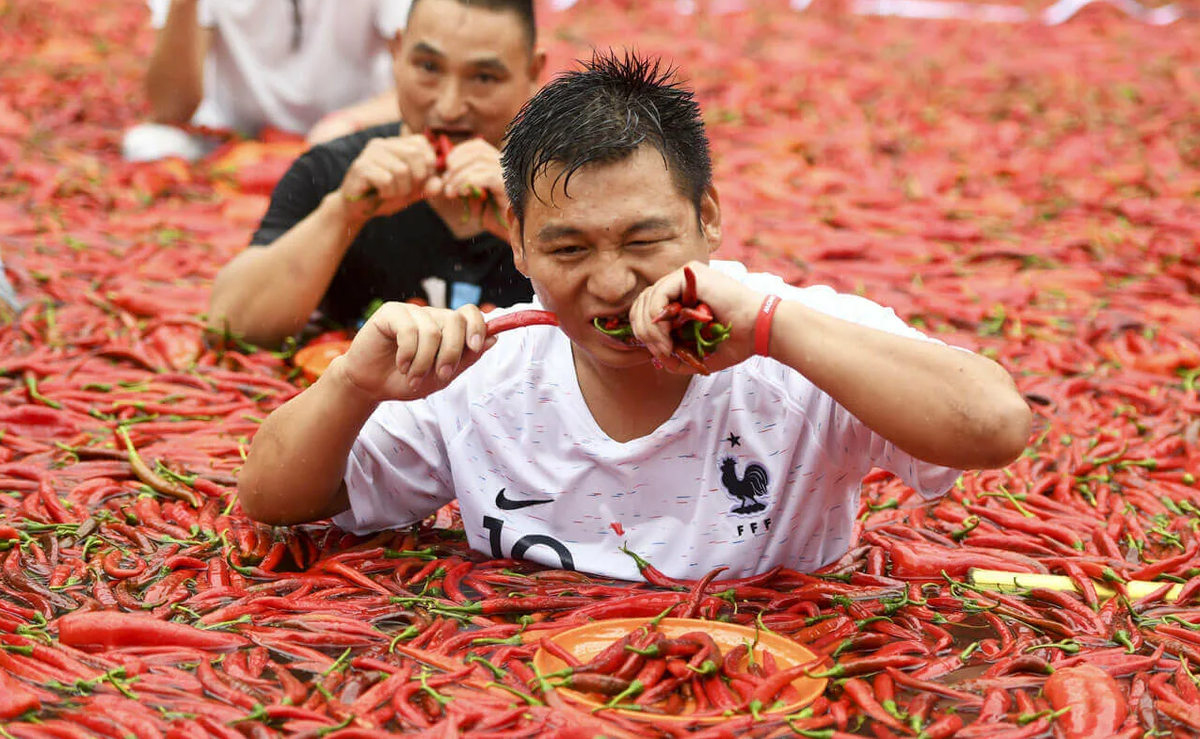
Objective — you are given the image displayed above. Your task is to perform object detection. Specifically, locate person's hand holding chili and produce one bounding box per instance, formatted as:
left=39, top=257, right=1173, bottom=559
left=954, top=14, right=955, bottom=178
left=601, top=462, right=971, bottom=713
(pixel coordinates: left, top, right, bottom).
left=628, top=261, right=765, bottom=375
left=425, top=138, right=510, bottom=238
left=328, top=302, right=495, bottom=404
left=338, top=134, right=439, bottom=223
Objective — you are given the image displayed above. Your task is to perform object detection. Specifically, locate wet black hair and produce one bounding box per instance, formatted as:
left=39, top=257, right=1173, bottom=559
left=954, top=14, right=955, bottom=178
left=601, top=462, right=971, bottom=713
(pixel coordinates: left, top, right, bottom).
left=501, top=50, right=712, bottom=225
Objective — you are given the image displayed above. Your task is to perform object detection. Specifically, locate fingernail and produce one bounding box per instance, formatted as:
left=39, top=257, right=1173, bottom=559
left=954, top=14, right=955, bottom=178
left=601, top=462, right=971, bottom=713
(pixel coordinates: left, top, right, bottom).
left=438, top=365, right=452, bottom=380
left=399, top=362, right=411, bottom=374
left=468, top=334, right=483, bottom=351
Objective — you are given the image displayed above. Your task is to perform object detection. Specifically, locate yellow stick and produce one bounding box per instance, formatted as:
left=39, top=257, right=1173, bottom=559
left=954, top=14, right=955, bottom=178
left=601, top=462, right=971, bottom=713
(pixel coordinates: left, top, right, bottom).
left=969, top=569, right=1183, bottom=602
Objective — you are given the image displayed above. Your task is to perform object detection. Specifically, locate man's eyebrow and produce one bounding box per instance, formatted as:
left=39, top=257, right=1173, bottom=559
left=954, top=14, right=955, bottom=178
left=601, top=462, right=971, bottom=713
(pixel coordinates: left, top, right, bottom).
left=470, top=57, right=511, bottom=74
left=622, top=218, right=674, bottom=238
left=411, top=41, right=444, bottom=57
left=536, top=218, right=674, bottom=243
left=536, top=224, right=583, bottom=242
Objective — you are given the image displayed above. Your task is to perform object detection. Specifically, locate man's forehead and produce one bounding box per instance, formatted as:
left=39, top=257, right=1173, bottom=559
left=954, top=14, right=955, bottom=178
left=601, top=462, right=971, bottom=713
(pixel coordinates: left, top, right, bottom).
left=528, top=150, right=673, bottom=201
left=407, top=0, right=530, bottom=50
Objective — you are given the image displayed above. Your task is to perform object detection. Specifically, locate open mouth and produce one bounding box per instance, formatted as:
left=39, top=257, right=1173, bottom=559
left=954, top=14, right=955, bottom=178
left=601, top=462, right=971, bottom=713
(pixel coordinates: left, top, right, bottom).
left=427, top=127, right=475, bottom=146
left=592, top=315, right=644, bottom=349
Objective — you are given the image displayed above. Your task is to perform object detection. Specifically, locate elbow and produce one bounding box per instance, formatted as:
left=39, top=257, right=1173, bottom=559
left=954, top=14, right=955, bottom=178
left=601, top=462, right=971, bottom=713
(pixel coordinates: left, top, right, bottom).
left=970, top=394, right=1034, bottom=469
left=145, top=78, right=202, bottom=126
left=236, top=463, right=273, bottom=525
left=208, top=275, right=288, bottom=348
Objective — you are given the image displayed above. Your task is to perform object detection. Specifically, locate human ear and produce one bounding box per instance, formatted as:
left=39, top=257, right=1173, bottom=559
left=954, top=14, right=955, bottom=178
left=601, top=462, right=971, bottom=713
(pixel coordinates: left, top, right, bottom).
left=528, top=48, right=547, bottom=83
left=506, top=204, right=529, bottom=277
left=699, top=186, right=722, bottom=253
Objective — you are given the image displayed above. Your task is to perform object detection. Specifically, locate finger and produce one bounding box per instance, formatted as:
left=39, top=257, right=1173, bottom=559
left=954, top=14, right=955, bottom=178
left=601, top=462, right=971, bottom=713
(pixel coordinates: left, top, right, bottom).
left=443, top=164, right=489, bottom=200
left=433, top=311, right=468, bottom=381
left=381, top=134, right=438, bottom=166
left=393, top=144, right=432, bottom=184
left=362, top=165, right=400, bottom=202
left=630, top=282, right=676, bottom=360
left=405, top=309, right=443, bottom=380
left=380, top=304, right=419, bottom=371
left=443, top=138, right=495, bottom=171
left=424, top=175, right=446, bottom=200
left=459, top=304, right=488, bottom=353
left=341, top=172, right=376, bottom=202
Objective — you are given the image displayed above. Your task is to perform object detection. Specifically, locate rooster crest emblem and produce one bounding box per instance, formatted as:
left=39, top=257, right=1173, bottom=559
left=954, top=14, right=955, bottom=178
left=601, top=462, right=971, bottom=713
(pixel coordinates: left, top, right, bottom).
left=720, top=457, right=769, bottom=515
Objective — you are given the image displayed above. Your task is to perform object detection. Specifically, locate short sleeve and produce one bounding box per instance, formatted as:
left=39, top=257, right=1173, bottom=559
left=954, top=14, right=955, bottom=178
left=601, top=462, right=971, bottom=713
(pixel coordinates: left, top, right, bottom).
left=375, top=0, right=411, bottom=37
left=248, top=151, right=333, bottom=247
left=331, top=399, right=455, bottom=535
left=147, top=0, right=214, bottom=29
left=728, top=262, right=964, bottom=499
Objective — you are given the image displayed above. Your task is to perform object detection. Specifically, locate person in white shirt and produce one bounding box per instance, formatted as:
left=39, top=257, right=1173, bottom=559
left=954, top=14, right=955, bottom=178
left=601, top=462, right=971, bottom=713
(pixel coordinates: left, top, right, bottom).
left=123, top=0, right=411, bottom=163
left=237, top=51, right=1033, bottom=581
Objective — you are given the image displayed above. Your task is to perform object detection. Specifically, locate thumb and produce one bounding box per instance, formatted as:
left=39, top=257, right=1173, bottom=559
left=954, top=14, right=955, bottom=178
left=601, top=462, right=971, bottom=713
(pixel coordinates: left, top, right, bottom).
left=424, top=176, right=445, bottom=200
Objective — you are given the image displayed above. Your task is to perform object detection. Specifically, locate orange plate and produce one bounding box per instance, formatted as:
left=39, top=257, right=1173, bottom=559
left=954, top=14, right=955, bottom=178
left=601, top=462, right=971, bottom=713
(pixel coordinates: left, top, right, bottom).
left=292, top=340, right=352, bottom=382
left=531, top=617, right=826, bottom=723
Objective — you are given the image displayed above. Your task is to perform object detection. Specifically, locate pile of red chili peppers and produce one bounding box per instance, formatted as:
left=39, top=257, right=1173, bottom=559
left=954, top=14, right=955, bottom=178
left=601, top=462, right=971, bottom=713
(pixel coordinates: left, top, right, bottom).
left=2, top=1, right=1200, bottom=737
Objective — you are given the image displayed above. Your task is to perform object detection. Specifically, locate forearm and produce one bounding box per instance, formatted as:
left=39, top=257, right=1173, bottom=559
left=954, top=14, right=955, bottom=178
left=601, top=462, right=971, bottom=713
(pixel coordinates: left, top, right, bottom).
left=145, top=0, right=207, bottom=124
left=237, top=359, right=378, bottom=525
left=209, top=193, right=366, bottom=345
left=769, top=302, right=1032, bottom=470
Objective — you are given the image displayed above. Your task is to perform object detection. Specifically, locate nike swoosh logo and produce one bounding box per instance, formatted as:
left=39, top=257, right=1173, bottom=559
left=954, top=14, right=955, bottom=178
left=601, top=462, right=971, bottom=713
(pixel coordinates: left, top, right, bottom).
left=495, top=488, right=554, bottom=511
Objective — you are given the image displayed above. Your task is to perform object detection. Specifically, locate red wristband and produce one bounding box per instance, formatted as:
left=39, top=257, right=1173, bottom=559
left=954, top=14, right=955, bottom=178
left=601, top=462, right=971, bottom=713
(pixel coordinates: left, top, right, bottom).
left=754, top=294, right=781, bottom=357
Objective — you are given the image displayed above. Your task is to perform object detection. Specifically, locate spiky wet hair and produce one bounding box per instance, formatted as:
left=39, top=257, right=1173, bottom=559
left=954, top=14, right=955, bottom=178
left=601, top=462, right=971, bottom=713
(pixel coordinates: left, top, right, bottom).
left=501, top=50, right=712, bottom=225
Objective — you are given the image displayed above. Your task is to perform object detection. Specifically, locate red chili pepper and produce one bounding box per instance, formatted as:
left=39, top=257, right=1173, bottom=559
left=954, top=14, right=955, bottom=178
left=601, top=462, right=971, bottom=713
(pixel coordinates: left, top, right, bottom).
left=485, top=310, right=560, bottom=337
left=56, top=612, right=250, bottom=651
left=0, top=669, right=40, bottom=719
left=681, top=265, right=698, bottom=307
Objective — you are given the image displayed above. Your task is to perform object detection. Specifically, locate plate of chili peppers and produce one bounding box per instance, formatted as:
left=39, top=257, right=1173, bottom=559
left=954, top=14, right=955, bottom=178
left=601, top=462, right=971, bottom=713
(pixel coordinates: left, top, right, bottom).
left=532, top=617, right=827, bottom=723
left=592, top=266, right=731, bottom=374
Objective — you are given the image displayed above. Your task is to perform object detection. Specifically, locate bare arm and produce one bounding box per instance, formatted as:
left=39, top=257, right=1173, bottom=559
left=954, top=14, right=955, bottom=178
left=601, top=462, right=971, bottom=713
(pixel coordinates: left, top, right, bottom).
left=630, top=262, right=1033, bottom=471
left=236, top=361, right=374, bottom=525
left=768, top=302, right=1032, bottom=470
left=145, top=0, right=211, bottom=124
left=208, top=134, right=439, bottom=346
left=209, top=192, right=367, bottom=346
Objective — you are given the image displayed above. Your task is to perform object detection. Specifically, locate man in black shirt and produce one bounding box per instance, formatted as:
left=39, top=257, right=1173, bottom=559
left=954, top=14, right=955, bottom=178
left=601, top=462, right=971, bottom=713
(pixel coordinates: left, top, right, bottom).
left=208, top=0, right=544, bottom=346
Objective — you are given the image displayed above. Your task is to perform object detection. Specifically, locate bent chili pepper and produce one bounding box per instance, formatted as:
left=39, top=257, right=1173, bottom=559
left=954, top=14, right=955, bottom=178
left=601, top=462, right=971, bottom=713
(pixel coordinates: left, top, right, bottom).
left=485, top=310, right=560, bottom=337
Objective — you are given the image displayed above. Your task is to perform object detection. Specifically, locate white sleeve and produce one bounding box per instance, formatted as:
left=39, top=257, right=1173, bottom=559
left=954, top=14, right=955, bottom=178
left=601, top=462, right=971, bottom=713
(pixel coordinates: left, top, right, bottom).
left=734, top=264, right=963, bottom=499
left=331, top=398, right=455, bottom=535
left=375, top=0, right=411, bottom=37
left=147, top=0, right=214, bottom=29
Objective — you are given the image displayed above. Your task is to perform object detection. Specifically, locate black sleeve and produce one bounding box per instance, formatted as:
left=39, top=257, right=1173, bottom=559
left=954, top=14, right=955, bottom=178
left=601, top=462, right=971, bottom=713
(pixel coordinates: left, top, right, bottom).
left=247, top=150, right=338, bottom=247
left=248, top=123, right=403, bottom=248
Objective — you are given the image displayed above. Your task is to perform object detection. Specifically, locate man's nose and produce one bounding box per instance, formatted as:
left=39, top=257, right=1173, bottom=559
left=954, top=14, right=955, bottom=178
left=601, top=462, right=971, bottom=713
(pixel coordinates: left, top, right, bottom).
left=434, top=79, right=468, bottom=123
left=587, top=255, right=638, bottom=305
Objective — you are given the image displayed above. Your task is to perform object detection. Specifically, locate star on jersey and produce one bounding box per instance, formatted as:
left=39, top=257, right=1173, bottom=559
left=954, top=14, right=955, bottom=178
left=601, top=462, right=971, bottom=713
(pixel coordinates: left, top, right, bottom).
left=725, top=432, right=742, bottom=447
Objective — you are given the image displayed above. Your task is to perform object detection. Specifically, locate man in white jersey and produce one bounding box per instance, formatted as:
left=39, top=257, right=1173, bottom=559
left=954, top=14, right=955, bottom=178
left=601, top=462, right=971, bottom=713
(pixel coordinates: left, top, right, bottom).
left=123, top=0, right=411, bottom=162
left=238, top=52, right=1033, bottom=581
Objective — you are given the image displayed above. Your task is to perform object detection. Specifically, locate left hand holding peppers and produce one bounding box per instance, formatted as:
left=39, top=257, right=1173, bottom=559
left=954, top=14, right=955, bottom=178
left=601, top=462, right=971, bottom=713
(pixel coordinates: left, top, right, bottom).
left=629, top=261, right=765, bottom=375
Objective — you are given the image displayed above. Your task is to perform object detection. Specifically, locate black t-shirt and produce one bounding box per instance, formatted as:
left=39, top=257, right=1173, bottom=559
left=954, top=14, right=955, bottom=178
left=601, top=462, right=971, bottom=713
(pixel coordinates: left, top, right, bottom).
left=250, top=122, right=533, bottom=327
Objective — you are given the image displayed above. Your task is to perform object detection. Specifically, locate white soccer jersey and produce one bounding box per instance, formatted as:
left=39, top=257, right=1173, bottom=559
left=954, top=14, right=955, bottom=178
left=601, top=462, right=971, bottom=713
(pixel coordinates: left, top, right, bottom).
left=146, top=0, right=410, bottom=134
left=334, top=261, right=962, bottom=580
